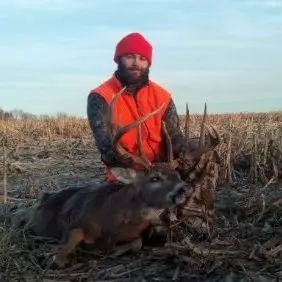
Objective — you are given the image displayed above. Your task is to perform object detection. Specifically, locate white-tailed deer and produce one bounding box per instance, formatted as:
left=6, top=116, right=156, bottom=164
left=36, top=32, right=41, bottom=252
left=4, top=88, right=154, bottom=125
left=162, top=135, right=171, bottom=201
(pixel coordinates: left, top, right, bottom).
left=25, top=88, right=220, bottom=268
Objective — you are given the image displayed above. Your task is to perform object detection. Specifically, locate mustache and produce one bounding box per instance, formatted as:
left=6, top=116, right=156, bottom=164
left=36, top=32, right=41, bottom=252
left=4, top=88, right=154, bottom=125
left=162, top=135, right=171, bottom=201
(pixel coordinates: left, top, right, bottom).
left=117, top=61, right=149, bottom=85
left=128, top=67, right=142, bottom=71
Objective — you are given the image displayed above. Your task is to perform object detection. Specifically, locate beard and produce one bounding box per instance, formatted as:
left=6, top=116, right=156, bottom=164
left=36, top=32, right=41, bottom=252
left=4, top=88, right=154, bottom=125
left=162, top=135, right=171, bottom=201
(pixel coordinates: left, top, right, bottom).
left=117, top=60, right=149, bottom=86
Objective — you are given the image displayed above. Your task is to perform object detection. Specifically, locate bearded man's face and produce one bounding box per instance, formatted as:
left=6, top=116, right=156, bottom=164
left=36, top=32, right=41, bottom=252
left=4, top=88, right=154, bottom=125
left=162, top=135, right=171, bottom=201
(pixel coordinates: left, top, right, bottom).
left=118, top=53, right=150, bottom=84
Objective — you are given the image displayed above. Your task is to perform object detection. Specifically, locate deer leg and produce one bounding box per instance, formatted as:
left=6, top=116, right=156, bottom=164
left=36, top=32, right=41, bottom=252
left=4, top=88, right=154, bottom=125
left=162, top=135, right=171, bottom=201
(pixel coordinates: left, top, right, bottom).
left=51, top=228, right=85, bottom=269
left=110, top=237, right=143, bottom=258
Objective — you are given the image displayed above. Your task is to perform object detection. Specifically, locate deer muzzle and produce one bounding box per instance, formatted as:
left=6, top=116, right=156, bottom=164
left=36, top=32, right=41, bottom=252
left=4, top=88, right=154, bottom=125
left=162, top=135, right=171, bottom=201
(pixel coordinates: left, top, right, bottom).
left=166, top=183, right=187, bottom=205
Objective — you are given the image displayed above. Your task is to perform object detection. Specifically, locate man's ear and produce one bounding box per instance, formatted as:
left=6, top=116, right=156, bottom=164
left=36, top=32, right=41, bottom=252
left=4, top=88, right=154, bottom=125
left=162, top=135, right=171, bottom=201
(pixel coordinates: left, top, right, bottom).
left=109, top=167, right=137, bottom=184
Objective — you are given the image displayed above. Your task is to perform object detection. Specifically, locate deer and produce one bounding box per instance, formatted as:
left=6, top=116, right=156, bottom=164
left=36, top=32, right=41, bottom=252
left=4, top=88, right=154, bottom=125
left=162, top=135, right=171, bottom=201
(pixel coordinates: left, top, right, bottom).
left=25, top=87, right=220, bottom=269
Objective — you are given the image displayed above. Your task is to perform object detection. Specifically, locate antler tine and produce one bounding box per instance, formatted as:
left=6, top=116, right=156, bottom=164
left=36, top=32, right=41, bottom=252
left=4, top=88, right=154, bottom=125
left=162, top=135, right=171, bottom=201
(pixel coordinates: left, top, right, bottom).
left=137, top=125, right=152, bottom=167
left=112, top=103, right=165, bottom=146
left=198, top=103, right=207, bottom=149
left=160, top=121, right=179, bottom=169
left=116, top=105, right=165, bottom=168
left=161, top=121, right=173, bottom=163
left=182, top=103, right=220, bottom=162
left=108, top=88, right=165, bottom=168
left=184, top=103, right=190, bottom=153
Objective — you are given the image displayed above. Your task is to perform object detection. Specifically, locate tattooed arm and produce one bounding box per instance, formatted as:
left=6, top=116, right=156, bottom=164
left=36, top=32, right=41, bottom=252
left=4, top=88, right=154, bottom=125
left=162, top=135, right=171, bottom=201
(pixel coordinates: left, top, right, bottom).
left=87, top=93, right=133, bottom=168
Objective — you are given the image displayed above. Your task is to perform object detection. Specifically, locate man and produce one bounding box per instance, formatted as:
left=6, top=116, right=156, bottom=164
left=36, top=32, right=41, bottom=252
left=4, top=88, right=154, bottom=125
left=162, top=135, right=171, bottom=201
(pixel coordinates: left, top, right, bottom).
left=87, top=32, right=185, bottom=182
left=87, top=32, right=221, bottom=242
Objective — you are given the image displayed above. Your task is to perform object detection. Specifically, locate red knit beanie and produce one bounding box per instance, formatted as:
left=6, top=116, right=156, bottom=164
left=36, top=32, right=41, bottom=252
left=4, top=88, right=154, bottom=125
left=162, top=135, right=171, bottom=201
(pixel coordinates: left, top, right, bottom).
left=114, top=32, right=153, bottom=65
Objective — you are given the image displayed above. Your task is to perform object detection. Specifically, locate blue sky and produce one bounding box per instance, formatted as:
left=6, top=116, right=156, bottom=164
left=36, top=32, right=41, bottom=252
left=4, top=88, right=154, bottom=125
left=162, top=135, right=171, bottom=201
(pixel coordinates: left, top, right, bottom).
left=1, top=0, right=282, bottom=116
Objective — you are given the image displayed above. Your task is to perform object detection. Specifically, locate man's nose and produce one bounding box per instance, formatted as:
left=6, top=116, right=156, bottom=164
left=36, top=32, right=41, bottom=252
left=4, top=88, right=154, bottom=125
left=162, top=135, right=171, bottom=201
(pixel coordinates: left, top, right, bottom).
left=132, top=58, right=139, bottom=66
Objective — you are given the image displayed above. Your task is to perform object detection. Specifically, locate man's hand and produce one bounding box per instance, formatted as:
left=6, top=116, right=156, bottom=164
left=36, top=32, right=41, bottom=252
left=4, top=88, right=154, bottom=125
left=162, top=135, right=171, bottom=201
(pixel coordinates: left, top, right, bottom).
left=101, top=147, right=134, bottom=168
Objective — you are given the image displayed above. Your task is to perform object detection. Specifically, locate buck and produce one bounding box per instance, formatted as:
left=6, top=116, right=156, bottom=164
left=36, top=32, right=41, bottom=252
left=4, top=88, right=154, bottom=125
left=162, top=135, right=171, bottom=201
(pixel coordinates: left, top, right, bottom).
left=26, top=88, right=220, bottom=269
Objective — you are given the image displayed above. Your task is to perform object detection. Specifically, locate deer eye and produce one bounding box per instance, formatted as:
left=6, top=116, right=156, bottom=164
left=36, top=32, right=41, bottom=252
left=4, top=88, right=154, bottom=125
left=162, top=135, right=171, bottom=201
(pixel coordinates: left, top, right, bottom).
left=150, top=176, right=161, bottom=182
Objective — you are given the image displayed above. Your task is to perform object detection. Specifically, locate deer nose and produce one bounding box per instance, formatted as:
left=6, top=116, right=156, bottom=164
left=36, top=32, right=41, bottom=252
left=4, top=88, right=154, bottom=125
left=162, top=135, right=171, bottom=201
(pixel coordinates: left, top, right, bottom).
left=183, top=183, right=194, bottom=197
left=166, top=182, right=186, bottom=204
left=174, top=184, right=185, bottom=196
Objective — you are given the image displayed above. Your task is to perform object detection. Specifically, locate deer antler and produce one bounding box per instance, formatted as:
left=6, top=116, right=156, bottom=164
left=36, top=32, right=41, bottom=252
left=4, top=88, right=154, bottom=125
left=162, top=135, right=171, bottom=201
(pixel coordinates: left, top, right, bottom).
left=160, top=120, right=179, bottom=170
left=108, top=87, right=165, bottom=169
left=183, top=103, right=221, bottom=161
left=149, top=102, right=221, bottom=171
left=185, top=103, right=190, bottom=153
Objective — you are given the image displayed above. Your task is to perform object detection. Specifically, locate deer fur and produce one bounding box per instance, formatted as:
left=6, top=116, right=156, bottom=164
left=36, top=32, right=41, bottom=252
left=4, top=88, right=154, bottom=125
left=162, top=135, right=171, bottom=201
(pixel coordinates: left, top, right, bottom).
left=26, top=166, right=187, bottom=268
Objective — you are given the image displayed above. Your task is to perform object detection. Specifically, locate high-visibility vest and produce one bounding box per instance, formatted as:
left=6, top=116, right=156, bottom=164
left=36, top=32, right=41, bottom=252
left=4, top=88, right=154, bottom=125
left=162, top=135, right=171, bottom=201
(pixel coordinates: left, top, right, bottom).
left=90, top=75, right=171, bottom=182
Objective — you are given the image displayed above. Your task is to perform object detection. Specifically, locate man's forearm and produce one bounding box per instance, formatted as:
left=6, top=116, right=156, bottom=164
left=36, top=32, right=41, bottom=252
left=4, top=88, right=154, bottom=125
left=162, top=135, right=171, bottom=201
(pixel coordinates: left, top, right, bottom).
left=87, top=93, right=113, bottom=152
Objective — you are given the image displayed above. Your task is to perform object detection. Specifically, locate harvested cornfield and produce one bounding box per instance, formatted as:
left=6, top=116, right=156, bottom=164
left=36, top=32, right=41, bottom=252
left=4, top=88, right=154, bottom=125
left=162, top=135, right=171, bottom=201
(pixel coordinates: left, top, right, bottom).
left=0, top=111, right=281, bottom=281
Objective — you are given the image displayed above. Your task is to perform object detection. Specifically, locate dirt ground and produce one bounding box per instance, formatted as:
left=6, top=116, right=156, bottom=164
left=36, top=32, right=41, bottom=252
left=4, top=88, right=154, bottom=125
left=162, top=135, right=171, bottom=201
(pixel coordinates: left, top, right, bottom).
left=0, top=138, right=281, bottom=281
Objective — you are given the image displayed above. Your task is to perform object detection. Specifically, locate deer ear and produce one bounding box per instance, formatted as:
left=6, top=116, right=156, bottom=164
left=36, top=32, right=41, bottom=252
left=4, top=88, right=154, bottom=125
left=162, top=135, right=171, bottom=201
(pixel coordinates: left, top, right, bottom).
left=109, top=167, right=137, bottom=184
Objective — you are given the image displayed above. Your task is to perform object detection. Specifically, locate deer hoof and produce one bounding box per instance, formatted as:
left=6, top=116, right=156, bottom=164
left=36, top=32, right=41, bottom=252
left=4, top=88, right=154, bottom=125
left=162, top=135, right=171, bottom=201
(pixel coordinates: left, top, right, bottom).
left=50, top=254, right=70, bottom=269
left=110, top=238, right=142, bottom=258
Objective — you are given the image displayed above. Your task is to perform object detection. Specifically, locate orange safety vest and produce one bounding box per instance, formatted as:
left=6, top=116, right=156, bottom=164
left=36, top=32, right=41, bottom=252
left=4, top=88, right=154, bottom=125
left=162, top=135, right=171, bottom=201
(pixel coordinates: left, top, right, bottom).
left=90, top=75, right=171, bottom=182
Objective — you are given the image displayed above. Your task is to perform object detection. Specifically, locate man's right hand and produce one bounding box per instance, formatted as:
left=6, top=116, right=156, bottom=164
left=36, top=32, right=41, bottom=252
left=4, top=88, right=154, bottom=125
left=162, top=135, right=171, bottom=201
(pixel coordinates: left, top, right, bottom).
left=101, top=148, right=134, bottom=168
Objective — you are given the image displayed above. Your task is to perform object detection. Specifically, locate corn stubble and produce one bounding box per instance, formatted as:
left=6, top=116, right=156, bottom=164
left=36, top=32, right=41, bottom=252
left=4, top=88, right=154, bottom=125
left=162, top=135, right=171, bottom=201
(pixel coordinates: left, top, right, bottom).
left=0, top=111, right=281, bottom=281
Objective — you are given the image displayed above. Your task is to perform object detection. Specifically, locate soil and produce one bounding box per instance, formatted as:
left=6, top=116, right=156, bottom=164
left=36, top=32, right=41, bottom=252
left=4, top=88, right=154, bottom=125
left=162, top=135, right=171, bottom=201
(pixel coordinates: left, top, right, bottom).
left=0, top=138, right=281, bottom=281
